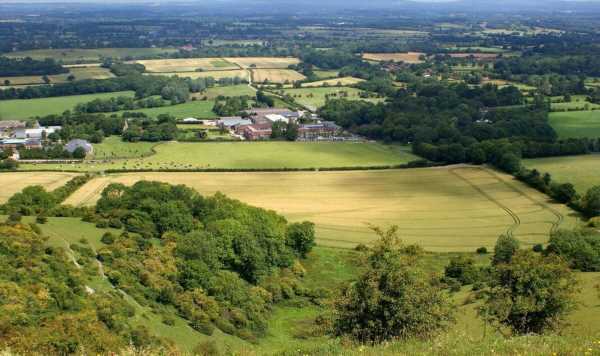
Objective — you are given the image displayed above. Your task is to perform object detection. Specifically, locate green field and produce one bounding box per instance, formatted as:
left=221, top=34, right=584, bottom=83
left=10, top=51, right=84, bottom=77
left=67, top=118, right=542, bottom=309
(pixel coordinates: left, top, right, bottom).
left=203, top=84, right=256, bottom=99
left=92, top=136, right=158, bottom=159
left=114, top=99, right=217, bottom=119
left=6, top=48, right=178, bottom=64
left=524, top=154, right=600, bottom=192
left=22, top=142, right=417, bottom=172
left=549, top=110, right=600, bottom=138
left=312, top=70, right=339, bottom=79
left=64, top=166, right=578, bottom=252
left=0, top=91, right=134, bottom=120
left=282, top=87, right=384, bottom=110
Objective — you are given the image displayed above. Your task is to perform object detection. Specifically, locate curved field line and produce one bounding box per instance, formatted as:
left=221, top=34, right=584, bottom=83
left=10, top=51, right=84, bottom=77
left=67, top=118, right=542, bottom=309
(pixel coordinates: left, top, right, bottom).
left=484, top=169, right=564, bottom=234
left=449, top=168, right=520, bottom=238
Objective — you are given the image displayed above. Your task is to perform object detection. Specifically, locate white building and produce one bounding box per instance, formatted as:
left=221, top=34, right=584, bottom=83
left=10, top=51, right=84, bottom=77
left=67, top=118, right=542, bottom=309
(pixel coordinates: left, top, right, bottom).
left=264, top=114, right=289, bottom=124
left=14, top=126, right=62, bottom=139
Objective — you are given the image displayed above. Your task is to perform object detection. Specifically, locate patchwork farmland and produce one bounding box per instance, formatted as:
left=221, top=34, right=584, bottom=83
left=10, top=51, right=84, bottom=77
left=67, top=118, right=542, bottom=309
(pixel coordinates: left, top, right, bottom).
left=362, top=52, right=425, bottom=63
left=64, top=166, right=578, bottom=251
left=251, top=69, right=306, bottom=83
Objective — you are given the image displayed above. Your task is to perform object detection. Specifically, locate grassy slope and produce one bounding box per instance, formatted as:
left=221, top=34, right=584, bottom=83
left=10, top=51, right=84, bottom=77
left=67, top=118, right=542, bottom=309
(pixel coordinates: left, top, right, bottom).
left=0, top=91, right=134, bottom=120
left=22, top=142, right=417, bottom=172
left=524, top=154, right=600, bottom=192
left=203, top=84, right=256, bottom=99
left=549, top=110, right=600, bottom=138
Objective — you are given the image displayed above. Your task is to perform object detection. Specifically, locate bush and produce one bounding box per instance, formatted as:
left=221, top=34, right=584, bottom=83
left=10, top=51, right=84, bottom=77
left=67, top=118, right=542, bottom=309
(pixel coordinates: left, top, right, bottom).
left=193, top=340, right=220, bottom=356
left=36, top=215, right=48, bottom=224
left=480, top=250, right=578, bottom=334
left=333, top=227, right=454, bottom=343
left=533, top=244, right=544, bottom=253
left=546, top=230, right=600, bottom=271
left=493, top=234, right=520, bottom=265
left=476, top=247, right=488, bottom=254
left=444, top=255, right=479, bottom=285
left=101, top=232, right=116, bottom=245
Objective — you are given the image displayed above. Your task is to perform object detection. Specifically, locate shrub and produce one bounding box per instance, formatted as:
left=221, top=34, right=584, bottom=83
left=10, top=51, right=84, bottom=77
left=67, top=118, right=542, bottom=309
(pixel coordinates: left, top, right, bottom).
left=480, top=250, right=578, bottom=335
left=101, top=232, right=116, bottom=245
left=476, top=247, right=488, bottom=254
left=492, top=234, right=520, bottom=265
left=333, top=227, right=454, bottom=343
left=546, top=230, right=600, bottom=271
left=533, top=244, right=544, bottom=253
left=36, top=215, right=48, bottom=224
left=444, top=255, right=479, bottom=285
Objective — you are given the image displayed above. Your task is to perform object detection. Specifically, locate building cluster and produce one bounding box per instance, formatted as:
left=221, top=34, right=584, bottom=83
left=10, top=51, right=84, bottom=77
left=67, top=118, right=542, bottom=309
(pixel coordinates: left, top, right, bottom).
left=217, top=108, right=342, bottom=141
left=0, top=120, right=93, bottom=158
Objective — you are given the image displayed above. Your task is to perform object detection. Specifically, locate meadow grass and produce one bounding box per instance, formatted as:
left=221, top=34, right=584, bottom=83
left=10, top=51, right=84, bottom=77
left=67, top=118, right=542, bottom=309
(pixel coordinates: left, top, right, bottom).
left=312, top=70, right=339, bottom=79
left=24, top=141, right=416, bottom=172
left=0, top=91, right=134, bottom=120
left=92, top=136, right=158, bottom=159
left=113, top=99, right=217, bottom=119
left=203, top=84, right=256, bottom=99
left=63, top=165, right=579, bottom=252
left=524, top=154, right=600, bottom=192
left=549, top=110, right=600, bottom=138
left=0, top=67, right=114, bottom=86
left=301, top=76, right=364, bottom=88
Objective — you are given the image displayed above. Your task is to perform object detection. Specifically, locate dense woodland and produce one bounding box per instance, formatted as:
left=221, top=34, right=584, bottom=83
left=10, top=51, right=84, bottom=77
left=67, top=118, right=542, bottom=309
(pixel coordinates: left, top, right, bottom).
left=0, top=57, right=67, bottom=76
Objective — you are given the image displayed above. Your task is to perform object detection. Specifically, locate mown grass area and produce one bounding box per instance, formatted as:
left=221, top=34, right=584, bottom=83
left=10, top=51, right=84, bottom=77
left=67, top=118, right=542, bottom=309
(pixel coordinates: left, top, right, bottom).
left=0, top=91, right=134, bottom=120
left=312, top=70, right=339, bottom=79
left=114, top=99, right=217, bottom=119
left=549, top=110, right=600, bottom=138
left=92, top=136, right=158, bottom=159
left=282, top=86, right=384, bottom=110
left=24, top=141, right=416, bottom=172
left=6, top=47, right=178, bottom=63
left=524, top=154, right=600, bottom=192
left=63, top=166, right=578, bottom=252
left=203, top=84, right=255, bottom=99
left=301, top=76, right=364, bottom=88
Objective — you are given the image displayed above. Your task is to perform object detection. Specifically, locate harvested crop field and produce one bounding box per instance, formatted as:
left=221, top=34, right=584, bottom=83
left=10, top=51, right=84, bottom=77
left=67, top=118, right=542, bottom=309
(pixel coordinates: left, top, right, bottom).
left=146, top=70, right=249, bottom=80
left=251, top=69, right=306, bottom=83
left=0, top=172, right=80, bottom=203
left=362, top=52, right=425, bottom=63
left=65, top=166, right=577, bottom=251
left=135, top=58, right=239, bottom=72
left=225, top=57, right=300, bottom=69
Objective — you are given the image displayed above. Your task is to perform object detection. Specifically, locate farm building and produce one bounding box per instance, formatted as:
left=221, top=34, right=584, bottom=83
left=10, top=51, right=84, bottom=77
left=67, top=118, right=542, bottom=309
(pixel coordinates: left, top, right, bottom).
left=218, top=117, right=252, bottom=129
left=182, top=118, right=201, bottom=123
left=14, top=126, right=62, bottom=139
left=0, top=121, right=26, bottom=138
left=265, top=114, right=290, bottom=124
left=65, top=139, right=94, bottom=154
left=237, top=123, right=273, bottom=140
left=0, top=138, right=42, bottom=150
left=298, top=121, right=341, bottom=139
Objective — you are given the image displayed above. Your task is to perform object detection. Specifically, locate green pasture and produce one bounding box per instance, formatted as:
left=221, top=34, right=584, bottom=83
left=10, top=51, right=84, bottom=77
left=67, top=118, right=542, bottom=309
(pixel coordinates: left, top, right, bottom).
left=0, top=91, right=134, bottom=120
left=549, top=110, right=600, bottom=138
left=6, top=47, right=178, bottom=63
left=282, top=87, right=384, bottom=110
left=524, top=154, right=600, bottom=193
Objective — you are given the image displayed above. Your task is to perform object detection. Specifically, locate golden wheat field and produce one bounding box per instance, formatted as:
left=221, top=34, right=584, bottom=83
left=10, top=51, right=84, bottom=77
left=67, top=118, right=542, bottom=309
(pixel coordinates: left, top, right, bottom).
left=225, top=57, right=301, bottom=69
left=0, top=172, right=80, bottom=203
left=145, top=70, right=249, bottom=80
left=362, top=52, right=425, bottom=63
left=134, top=58, right=239, bottom=72
left=251, top=69, right=306, bottom=83
left=64, top=166, right=578, bottom=252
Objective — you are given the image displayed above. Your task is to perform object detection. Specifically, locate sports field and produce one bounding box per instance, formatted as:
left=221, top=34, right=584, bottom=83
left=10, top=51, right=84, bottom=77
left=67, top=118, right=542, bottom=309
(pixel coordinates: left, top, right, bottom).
left=524, top=154, right=600, bottom=192
left=0, top=67, right=114, bottom=86
left=362, top=52, right=425, bottom=63
left=146, top=69, right=249, bottom=80
left=549, top=110, right=600, bottom=138
left=20, top=142, right=416, bottom=172
left=0, top=172, right=80, bottom=203
left=0, top=91, right=134, bottom=120
left=64, top=166, right=578, bottom=251
left=301, top=76, right=364, bottom=87
left=252, top=69, right=306, bottom=83
left=6, top=48, right=178, bottom=63
left=282, top=87, right=384, bottom=110
left=225, top=57, right=300, bottom=69
left=135, top=58, right=239, bottom=72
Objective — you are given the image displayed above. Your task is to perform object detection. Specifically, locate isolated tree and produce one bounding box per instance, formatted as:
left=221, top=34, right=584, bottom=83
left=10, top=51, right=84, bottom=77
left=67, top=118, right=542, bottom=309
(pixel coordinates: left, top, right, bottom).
left=333, top=226, right=454, bottom=343
left=480, top=250, right=577, bottom=335
left=72, top=146, right=87, bottom=159
left=493, top=234, right=520, bottom=265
